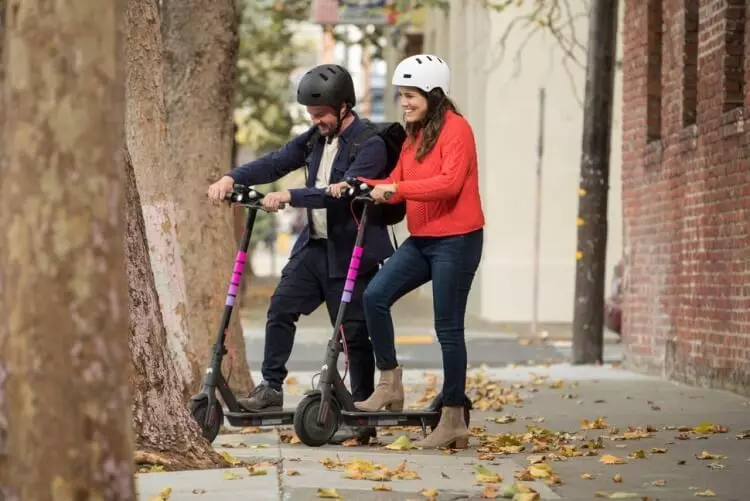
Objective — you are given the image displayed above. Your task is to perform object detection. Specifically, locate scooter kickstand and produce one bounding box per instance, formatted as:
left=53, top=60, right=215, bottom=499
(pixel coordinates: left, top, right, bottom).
left=419, top=418, right=428, bottom=437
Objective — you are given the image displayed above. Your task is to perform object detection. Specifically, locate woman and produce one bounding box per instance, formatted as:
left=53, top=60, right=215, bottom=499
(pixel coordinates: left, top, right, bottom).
left=330, top=54, right=484, bottom=449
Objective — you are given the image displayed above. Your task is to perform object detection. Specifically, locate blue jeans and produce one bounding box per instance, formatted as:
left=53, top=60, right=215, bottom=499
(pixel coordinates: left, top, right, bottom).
left=362, top=229, right=483, bottom=406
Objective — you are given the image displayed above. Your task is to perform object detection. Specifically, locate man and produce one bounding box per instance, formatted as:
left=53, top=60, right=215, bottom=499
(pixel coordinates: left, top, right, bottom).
left=207, top=64, right=394, bottom=444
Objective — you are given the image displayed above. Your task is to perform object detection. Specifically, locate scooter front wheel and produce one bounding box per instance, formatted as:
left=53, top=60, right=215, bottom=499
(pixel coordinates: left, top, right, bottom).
left=189, top=398, right=223, bottom=443
left=293, top=392, right=340, bottom=447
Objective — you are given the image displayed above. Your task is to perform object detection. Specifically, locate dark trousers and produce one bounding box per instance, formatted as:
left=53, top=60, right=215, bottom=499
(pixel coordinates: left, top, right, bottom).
left=262, top=239, right=376, bottom=403
left=362, top=229, right=483, bottom=406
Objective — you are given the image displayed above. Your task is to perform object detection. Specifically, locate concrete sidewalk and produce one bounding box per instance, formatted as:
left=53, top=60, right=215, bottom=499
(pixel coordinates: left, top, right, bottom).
left=137, top=364, right=749, bottom=501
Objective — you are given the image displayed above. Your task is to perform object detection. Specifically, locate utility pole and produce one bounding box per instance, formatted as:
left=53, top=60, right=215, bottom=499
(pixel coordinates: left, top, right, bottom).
left=531, top=88, right=546, bottom=338
left=572, top=0, right=619, bottom=364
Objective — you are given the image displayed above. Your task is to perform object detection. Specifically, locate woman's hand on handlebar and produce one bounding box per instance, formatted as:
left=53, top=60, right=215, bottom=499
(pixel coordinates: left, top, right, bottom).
left=207, top=176, right=234, bottom=202
left=327, top=181, right=349, bottom=198
left=371, top=184, right=396, bottom=203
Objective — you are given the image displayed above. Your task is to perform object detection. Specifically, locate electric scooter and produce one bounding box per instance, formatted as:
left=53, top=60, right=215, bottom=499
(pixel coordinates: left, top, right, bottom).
left=189, top=184, right=296, bottom=442
left=292, top=178, right=473, bottom=447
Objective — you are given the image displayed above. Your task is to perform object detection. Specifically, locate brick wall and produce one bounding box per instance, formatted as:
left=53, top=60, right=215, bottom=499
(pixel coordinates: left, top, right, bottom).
left=622, top=0, right=750, bottom=396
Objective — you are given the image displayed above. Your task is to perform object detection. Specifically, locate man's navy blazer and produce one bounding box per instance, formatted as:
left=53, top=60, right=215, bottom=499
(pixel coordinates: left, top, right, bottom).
left=228, top=113, right=395, bottom=278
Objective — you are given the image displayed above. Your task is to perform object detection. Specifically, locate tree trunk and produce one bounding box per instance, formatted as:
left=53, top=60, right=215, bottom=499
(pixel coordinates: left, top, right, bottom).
left=0, top=0, right=8, bottom=494
left=124, top=148, right=227, bottom=470
left=162, top=0, right=254, bottom=395
left=125, top=0, right=195, bottom=397
left=0, top=0, right=136, bottom=498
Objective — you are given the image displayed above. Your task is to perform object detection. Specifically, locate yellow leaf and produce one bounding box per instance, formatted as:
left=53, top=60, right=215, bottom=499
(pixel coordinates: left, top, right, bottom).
left=594, top=492, right=641, bottom=499
left=220, top=451, right=241, bottom=466
left=246, top=465, right=268, bottom=476
left=548, top=379, right=564, bottom=389
left=628, top=449, right=646, bottom=458
left=515, top=493, right=541, bottom=501
left=581, top=472, right=595, bottom=479
left=148, top=487, right=171, bottom=501
left=385, top=435, right=415, bottom=450
left=694, top=490, right=716, bottom=497
left=613, top=473, right=622, bottom=483
left=581, top=417, right=608, bottom=430
left=528, top=466, right=550, bottom=479
left=222, top=471, right=243, bottom=480
left=651, top=447, right=667, bottom=454
left=420, top=487, right=439, bottom=499
left=475, top=464, right=502, bottom=484
left=600, top=455, right=627, bottom=465
left=490, top=415, right=516, bottom=424
left=481, top=485, right=500, bottom=498
left=695, top=451, right=726, bottom=460
left=372, top=484, right=392, bottom=492
left=317, top=487, right=342, bottom=498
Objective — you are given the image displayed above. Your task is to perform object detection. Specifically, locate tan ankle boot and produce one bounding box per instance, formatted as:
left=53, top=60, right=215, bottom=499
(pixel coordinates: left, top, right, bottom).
left=354, top=367, right=404, bottom=412
left=414, top=406, right=469, bottom=449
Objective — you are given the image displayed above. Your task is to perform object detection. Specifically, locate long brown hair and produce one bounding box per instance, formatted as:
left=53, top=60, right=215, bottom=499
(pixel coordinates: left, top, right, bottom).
left=404, top=88, right=460, bottom=162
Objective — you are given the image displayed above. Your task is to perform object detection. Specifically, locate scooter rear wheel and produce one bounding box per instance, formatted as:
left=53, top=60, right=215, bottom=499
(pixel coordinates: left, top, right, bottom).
left=293, top=392, right=340, bottom=447
left=189, top=398, right=223, bottom=443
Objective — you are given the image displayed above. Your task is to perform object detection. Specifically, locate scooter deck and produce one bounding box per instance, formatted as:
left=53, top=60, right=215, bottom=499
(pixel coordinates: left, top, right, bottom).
left=340, top=409, right=440, bottom=428
left=225, top=409, right=295, bottom=427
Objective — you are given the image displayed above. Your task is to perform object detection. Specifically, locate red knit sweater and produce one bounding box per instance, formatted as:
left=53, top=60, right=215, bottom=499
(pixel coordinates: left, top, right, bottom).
left=361, top=111, right=485, bottom=237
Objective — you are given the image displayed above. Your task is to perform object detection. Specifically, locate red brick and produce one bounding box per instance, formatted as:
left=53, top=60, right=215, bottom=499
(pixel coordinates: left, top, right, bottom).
left=622, top=0, right=750, bottom=396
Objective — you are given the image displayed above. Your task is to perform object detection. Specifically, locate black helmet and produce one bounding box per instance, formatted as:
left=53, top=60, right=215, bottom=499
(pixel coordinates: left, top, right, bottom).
left=296, top=64, right=356, bottom=110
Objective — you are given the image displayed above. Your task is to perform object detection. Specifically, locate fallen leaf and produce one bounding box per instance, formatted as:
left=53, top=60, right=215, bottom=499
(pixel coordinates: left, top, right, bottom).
left=581, top=472, right=595, bottom=480
left=600, top=455, right=627, bottom=465
left=149, top=465, right=166, bottom=473
left=695, top=451, right=726, bottom=460
left=694, top=490, right=716, bottom=497
left=651, top=448, right=667, bottom=454
left=441, top=472, right=450, bottom=479
left=526, top=454, right=546, bottom=464
left=341, top=438, right=360, bottom=447
left=222, top=471, right=243, bottom=480
left=707, top=462, right=725, bottom=470
left=594, top=492, right=641, bottom=499
left=548, top=379, right=564, bottom=389
left=147, top=487, right=172, bottom=501
left=652, top=479, right=666, bottom=487
left=246, top=465, right=268, bottom=476
left=489, top=415, right=516, bottom=424
left=420, top=487, right=439, bottom=499
left=628, top=450, right=646, bottom=459
left=693, top=423, right=727, bottom=434
left=385, top=435, right=415, bottom=450
left=191, top=488, right=206, bottom=494
left=220, top=451, right=241, bottom=466
left=480, top=485, right=500, bottom=499
left=613, top=473, right=623, bottom=483
left=372, top=484, right=392, bottom=492
left=474, top=464, right=503, bottom=483
left=287, top=470, right=300, bottom=476
left=581, top=417, right=608, bottom=430
left=736, top=430, right=750, bottom=439
left=317, top=487, right=342, bottom=498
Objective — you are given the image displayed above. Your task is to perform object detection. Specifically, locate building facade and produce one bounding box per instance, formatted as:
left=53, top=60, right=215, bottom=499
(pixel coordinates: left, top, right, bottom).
left=417, top=1, right=624, bottom=326
left=622, top=0, right=749, bottom=394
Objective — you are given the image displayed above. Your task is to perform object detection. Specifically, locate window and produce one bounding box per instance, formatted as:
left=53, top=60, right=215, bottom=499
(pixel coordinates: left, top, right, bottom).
left=647, top=0, right=663, bottom=141
left=723, top=0, right=746, bottom=112
left=683, top=0, right=699, bottom=126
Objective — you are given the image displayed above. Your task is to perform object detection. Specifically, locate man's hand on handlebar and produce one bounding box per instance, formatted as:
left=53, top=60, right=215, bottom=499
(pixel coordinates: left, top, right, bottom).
left=327, top=181, right=350, bottom=198
left=262, top=191, right=291, bottom=212
left=207, top=175, right=235, bottom=203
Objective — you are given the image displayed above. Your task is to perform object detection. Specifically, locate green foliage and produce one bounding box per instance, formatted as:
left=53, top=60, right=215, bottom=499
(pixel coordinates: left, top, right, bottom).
left=234, top=0, right=312, bottom=153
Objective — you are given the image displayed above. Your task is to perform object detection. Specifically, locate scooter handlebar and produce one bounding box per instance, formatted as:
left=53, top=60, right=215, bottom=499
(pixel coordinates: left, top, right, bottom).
left=225, top=184, right=286, bottom=210
left=325, top=177, right=392, bottom=200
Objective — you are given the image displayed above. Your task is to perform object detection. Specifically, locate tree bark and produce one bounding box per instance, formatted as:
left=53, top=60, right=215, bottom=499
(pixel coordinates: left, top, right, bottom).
left=0, top=0, right=8, bottom=495
left=0, top=0, right=136, bottom=498
left=125, top=0, right=195, bottom=397
left=124, top=148, right=227, bottom=470
left=162, top=0, right=254, bottom=395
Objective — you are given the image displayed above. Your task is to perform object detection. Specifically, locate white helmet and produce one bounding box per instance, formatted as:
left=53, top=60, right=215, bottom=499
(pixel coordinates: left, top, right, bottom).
left=392, top=54, right=450, bottom=95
